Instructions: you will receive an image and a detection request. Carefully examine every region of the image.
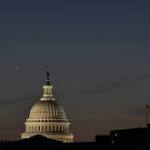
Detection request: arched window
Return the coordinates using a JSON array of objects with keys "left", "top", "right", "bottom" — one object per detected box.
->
[
  {"left": 56, "top": 126, "right": 58, "bottom": 132},
  {"left": 53, "top": 125, "right": 55, "bottom": 132},
  {"left": 49, "top": 126, "right": 51, "bottom": 132},
  {"left": 63, "top": 126, "right": 64, "bottom": 132},
  {"left": 59, "top": 126, "right": 62, "bottom": 132},
  {"left": 35, "top": 126, "right": 37, "bottom": 132},
  {"left": 41, "top": 126, "right": 44, "bottom": 132},
  {"left": 55, "top": 110, "right": 57, "bottom": 116}
]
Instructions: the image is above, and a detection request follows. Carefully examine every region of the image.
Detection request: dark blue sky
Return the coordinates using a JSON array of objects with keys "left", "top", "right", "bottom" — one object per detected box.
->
[{"left": 0, "top": 0, "right": 150, "bottom": 141}]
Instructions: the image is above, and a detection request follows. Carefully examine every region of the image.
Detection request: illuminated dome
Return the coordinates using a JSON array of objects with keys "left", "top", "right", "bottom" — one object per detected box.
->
[
  {"left": 21, "top": 72, "right": 73, "bottom": 143},
  {"left": 28, "top": 101, "right": 67, "bottom": 120}
]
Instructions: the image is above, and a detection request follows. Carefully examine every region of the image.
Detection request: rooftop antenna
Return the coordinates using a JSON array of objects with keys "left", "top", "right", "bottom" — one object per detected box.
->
[{"left": 145, "top": 104, "right": 150, "bottom": 126}]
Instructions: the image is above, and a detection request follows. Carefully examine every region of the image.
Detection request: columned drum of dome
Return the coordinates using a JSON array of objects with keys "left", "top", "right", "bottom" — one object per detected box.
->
[{"left": 21, "top": 72, "right": 74, "bottom": 143}]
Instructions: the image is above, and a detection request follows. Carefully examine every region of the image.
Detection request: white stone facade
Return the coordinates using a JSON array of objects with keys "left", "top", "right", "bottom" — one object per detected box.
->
[{"left": 21, "top": 74, "right": 73, "bottom": 143}]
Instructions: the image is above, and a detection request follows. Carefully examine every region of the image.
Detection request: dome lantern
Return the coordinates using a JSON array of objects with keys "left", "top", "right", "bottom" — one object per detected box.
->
[{"left": 41, "top": 71, "right": 55, "bottom": 101}]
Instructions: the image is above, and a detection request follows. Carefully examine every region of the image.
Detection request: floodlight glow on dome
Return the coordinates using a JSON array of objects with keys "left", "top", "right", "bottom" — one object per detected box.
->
[{"left": 21, "top": 72, "right": 74, "bottom": 143}]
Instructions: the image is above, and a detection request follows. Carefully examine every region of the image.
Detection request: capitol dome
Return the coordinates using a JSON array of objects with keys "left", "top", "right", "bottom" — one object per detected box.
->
[
  {"left": 28, "top": 101, "right": 67, "bottom": 120},
  {"left": 21, "top": 72, "right": 74, "bottom": 143}
]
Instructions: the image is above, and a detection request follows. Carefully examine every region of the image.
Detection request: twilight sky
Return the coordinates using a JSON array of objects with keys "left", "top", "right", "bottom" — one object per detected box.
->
[{"left": 0, "top": 0, "right": 150, "bottom": 141}]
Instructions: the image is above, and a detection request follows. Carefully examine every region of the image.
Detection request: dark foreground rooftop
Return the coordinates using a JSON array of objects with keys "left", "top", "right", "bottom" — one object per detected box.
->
[{"left": 1, "top": 135, "right": 150, "bottom": 150}]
